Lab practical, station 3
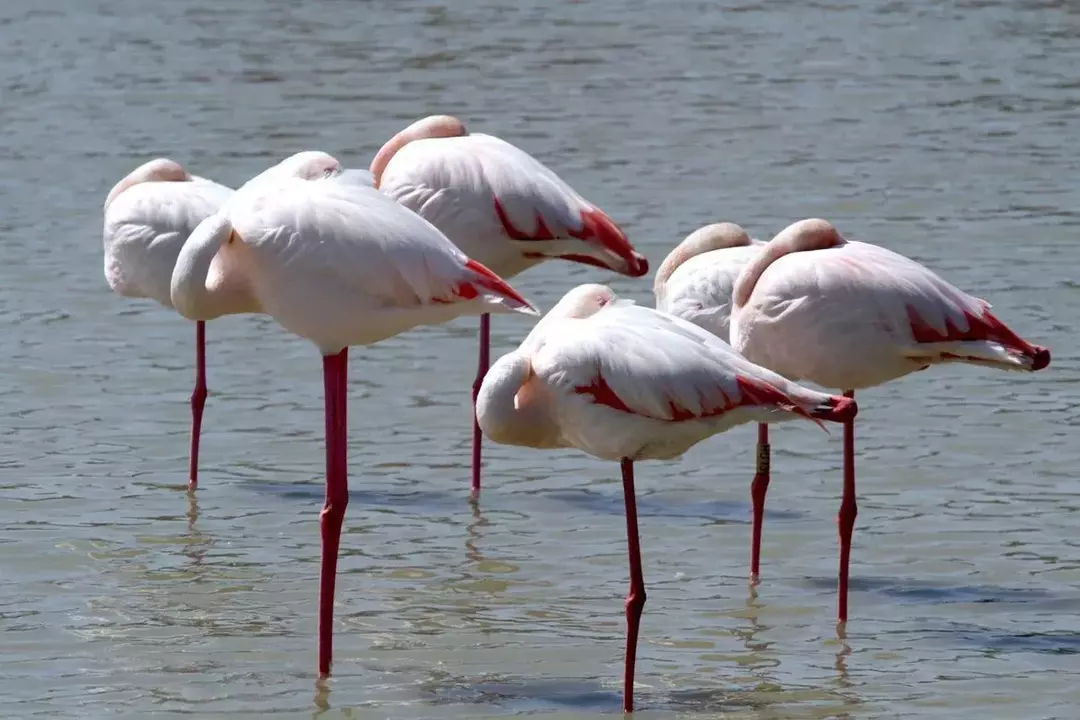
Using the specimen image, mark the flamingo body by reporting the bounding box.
[730,232,1050,390]
[480,287,853,461]
[104,167,234,308]
[376,130,647,279]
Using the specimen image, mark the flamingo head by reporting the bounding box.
[370,114,468,188]
[105,158,190,208]
[549,283,618,319]
[274,151,342,181]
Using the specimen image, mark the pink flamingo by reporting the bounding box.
[724,218,1051,623]
[476,283,857,713]
[370,115,649,496]
[652,222,775,579]
[170,165,537,677]
[103,158,234,490]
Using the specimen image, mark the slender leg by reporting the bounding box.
[837,389,857,624]
[620,458,647,714]
[318,348,350,677]
[188,320,208,491]
[470,313,491,496]
[749,423,771,581]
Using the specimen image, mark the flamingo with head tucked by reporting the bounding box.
[653,222,780,578]
[724,218,1050,623]
[476,283,857,713]
[103,158,234,490]
[370,115,649,496]
[170,165,537,677]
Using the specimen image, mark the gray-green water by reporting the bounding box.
[3,0,1079,717]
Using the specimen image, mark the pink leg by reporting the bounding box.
[620,458,647,714]
[470,313,491,496]
[188,320,208,492]
[837,389,857,623]
[318,348,349,677]
[750,423,770,581]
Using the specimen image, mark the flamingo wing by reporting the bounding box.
[104,181,234,307]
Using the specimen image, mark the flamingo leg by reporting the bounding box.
[188,320,208,491]
[837,389,857,624]
[470,313,491,496]
[318,348,349,676]
[620,457,647,714]
[749,422,770,581]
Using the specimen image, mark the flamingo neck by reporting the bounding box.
[369,115,468,188]
[732,218,842,309]
[170,214,259,321]
[475,352,558,449]
[654,224,754,297]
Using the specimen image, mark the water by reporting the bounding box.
[2,0,1079,716]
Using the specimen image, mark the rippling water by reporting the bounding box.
[2,0,1079,717]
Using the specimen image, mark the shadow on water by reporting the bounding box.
[412,673,859,717]
[544,488,804,523]
[921,621,1080,656]
[237,480,469,513]
[238,482,806,525]
[422,676,623,713]
[802,574,1055,604]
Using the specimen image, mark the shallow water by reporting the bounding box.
[2,0,1079,717]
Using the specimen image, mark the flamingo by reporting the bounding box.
[727,218,1051,623]
[653,222,779,580]
[370,115,649,496]
[476,283,858,713]
[170,167,538,677]
[103,158,234,490]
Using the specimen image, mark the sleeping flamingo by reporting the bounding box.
[103,158,234,490]
[476,283,857,713]
[170,166,537,677]
[653,222,779,579]
[726,218,1051,623]
[370,115,649,496]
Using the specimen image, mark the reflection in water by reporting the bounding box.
[465,495,488,566]
[181,490,206,574]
